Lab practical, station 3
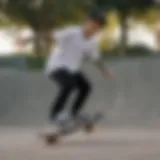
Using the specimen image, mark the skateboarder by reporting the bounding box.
[19,9,114,131]
[45,8,114,128]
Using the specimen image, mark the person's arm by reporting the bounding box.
[90,41,114,79]
[94,57,114,79]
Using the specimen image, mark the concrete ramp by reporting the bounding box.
[1,58,160,160]
[0,58,160,127]
[0,128,160,160]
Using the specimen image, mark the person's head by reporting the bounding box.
[83,9,106,38]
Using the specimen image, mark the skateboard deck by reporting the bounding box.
[40,112,103,145]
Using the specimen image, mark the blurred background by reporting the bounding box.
[0,0,160,58]
[0,0,160,127]
[0,1,160,159]
[0,0,160,129]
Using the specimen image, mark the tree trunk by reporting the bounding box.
[33,30,53,56]
[119,11,128,55]
[43,39,52,56]
[33,31,43,56]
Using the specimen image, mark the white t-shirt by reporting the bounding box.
[45,26,100,74]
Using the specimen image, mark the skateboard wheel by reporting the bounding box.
[84,124,95,133]
[45,134,59,145]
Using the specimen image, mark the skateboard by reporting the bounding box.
[40,112,103,145]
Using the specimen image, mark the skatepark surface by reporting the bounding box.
[0,127,160,160]
[0,58,160,160]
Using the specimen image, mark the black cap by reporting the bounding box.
[88,8,106,27]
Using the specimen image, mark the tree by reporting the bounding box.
[0,0,92,56]
[95,0,154,55]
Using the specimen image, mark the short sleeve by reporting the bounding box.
[53,27,77,43]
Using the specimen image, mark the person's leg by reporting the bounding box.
[71,72,92,117]
[50,86,72,120]
[49,69,75,121]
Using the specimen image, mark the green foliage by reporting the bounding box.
[27,56,46,70]
[0,51,159,71]
[95,0,153,11]
[102,45,155,57]
[0,55,45,70]
[0,54,28,69]
[0,0,93,56]
[125,45,154,56]
[95,0,154,55]
[0,0,92,30]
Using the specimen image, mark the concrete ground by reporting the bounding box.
[1,61,160,160]
[0,128,160,160]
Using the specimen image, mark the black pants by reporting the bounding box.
[49,68,92,120]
